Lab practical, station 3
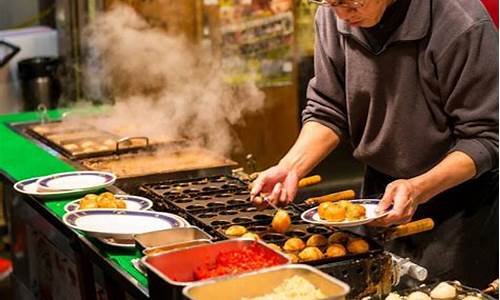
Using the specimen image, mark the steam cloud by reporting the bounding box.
[80,4,265,155]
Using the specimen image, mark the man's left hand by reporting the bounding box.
[369,179,421,226]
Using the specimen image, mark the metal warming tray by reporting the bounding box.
[183,264,350,300]
[134,226,212,251]
[142,239,290,300]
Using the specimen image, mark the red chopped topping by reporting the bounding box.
[193,243,282,280]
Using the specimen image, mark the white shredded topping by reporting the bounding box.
[242,275,326,300]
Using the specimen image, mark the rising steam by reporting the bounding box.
[80,4,265,155]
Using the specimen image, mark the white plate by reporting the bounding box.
[14,177,89,200]
[36,171,116,192]
[64,194,153,212]
[63,210,189,239]
[301,199,390,227]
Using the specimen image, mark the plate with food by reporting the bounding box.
[301,199,389,227]
[64,192,153,212]
[35,171,116,192]
[63,210,189,239]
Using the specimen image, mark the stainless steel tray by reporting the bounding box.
[183,264,350,300]
[134,226,212,251]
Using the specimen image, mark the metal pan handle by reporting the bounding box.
[115,136,149,154]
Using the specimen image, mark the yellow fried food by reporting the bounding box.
[306,234,328,247]
[271,209,291,234]
[298,246,324,261]
[346,238,370,254]
[284,252,299,263]
[345,204,366,220]
[99,192,115,201]
[321,204,346,222]
[115,199,127,209]
[328,232,350,244]
[79,197,98,209]
[225,225,248,236]
[283,237,306,252]
[326,243,347,257]
[84,194,99,201]
[241,232,260,240]
[336,200,353,209]
[97,197,117,208]
[266,243,282,253]
[318,202,334,217]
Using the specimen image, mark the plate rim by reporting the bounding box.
[13,177,88,198]
[62,209,189,237]
[63,194,154,212]
[300,199,389,227]
[36,171,116,191]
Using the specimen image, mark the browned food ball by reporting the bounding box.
[345,204,366,220]
[266,243,282,253]
[225,225,248,236]
[321,204,346,222]
[347,238,370,254]
[306,234,328,247]
[336,200,353,209]
[271,209,291,234]
[241,232,260,240]
[326,243,347,257]
[318,201,334,217]
[284,252,299,263]
[99,192,115,201]
[283,237,306,252]
[79,197,98,210]
[115,199,127,209]
[328,231,350,244]
[97,197,117,209]
[298,246,324,261]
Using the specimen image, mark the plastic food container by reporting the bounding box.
[183,264,350,300]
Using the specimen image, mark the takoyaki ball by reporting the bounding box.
[347,238,370,254]
[407,291,431,300]
[241,232,260,240]
[79,197,98,210]
[99,192,115,201]
[336,200,352,210]
[430,282,457,299]
[306,234,328,247]
[271,209,291,234]
[328,231,350,244]
[266,243,282,253]
[97,197,117,208]
[284,252,299,263]
[326,243,347,257]
[298,246,324,261]
[115,199,127,209]
[283,237,306,252]
[321,204,346,222]
[225,225,247,236]
[345,204,366,220]
[385,293,402,300]
[318,201,334,217]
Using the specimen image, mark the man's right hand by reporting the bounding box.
[250,165,299,207]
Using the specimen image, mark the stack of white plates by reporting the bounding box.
[13,171,117,199]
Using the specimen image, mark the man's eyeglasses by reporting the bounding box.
[308,0,366,8]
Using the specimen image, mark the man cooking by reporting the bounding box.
[251,0,498,287]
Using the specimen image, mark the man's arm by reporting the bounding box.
[251,121,340,205]
[373,151,476,226]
